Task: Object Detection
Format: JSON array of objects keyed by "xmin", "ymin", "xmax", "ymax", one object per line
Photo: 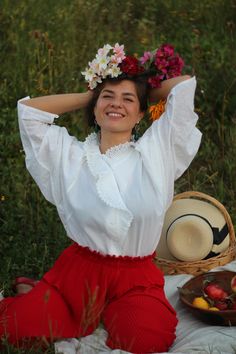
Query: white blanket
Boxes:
[{"xmin": 55, "ymin": 260, "xmax": 236, "ymax": 354}]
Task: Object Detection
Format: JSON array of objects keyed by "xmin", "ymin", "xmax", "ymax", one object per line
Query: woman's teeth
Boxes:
[{"xmin": 108, "ymin": 112, "xmax": 124, "ymax": 117}]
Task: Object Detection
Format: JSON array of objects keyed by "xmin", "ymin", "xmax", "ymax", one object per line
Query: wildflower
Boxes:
[
  {"xmin": 139, "ymin": 51, "xmax": 152, "ymax": 65},
  {"xmin": 113, "ymin": 43, "xmax": 126, "ymax": 63},
  {"xmin": 97, "ymin": 44, "xmax": 112, "ymax": 57},
  {"xmin": 120, "ymin": 56, "xmax": 144, "ymax": 75},
  {"xmin": 97, "ymin": 56, "xmax": 109, "ymax": 71},
  {"xmin": 81, "ymin": 67, "xmax": 96, "ymax": 82},
  {"xmin": 107, "ymin": 65, "xmax": 122, "ymax": 78},
  {"xmin": 81, "ymin": 42, "xmax": 184, "ymax": 90},
  {"xmin": 148, "ymin": 76, "xmax": 162, "ymax": 88},
  {"xmin": 149, "ymin": 99, "xmax": 166, "ymax": 121}
]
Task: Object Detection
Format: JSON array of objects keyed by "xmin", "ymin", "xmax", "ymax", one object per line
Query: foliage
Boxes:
[{"xmin": 0, "ymin": 0, "xmax": 236, "ymax": 351}]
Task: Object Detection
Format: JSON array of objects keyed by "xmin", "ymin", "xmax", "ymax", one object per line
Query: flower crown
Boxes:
[{"xmin": 81, "ymin": 43, "xmax": 184, "ymax": 90}]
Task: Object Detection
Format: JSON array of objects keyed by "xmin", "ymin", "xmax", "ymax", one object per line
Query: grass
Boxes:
[{"xmin": 0, "ymin": 0, "xmax": 236, "ymax": 352}]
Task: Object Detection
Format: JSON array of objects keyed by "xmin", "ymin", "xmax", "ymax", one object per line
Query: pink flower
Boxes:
[
  {"xmin": 113, "ymin": 43, "xmax": 126, "ymax": 63},
  {"xmin": 167, "ymin": 55, "xmax": 184, "ymax": 78},
  {"xmin": 154, "ymin": 57, "xmax": 169, "ymax": 72},
  {"xmin": 160, "ymin": 43, "xmax": 175, "ymax": 57},
  {"xmin": 82, "ymin": 42, "xmax": 185, "ymax": 91},
  {"xmin": 148, "ymin": 76, "xmax": 162, "ymax": 88},
  {"xmin": 139, "ymin": 51, "xmax": 152, "ymax": 65}
]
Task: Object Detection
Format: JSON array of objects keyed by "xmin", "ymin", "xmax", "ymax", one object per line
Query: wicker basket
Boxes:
[{"xmin": 154, "ymin": 191, "xmax": 236, "ymax": 276}]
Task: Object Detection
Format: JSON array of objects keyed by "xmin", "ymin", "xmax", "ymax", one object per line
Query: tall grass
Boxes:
[{"xmin": 0, "ymin": 0, "xmax": 236, "ymax": 351}]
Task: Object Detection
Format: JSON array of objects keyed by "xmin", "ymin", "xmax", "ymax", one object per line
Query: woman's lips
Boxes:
[{"xmin": 107, "ymin": 112, "xmax": 125, "ymax": 119}]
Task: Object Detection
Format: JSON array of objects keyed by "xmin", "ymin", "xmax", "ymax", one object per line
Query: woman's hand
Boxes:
[{"xmin": 149, "ymin": 75, "xmax": 191, "ymax": 102}]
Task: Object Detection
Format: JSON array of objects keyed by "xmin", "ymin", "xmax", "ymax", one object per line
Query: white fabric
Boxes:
[
  {"xmin": 55, "ymin": 260, "xmax": 236, "ymax": 354},
  {"xmin": 18, "ymin": 77, "xmax": 201, "ymax": 257}
]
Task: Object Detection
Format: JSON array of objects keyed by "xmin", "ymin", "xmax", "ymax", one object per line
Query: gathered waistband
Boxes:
[{"xmin": 72, "ymin": 242, "xmax": 156, "ymax": 266}]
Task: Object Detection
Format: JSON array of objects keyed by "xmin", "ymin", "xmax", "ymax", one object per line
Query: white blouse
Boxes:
[{"xmin": 18, "ymin": 77, "xmax": 202, "ymax": 257}]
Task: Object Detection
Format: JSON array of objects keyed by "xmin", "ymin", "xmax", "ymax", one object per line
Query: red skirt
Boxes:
[{"xmin": 0, "ymin": 243, "xmax": 177, "ymax": 353}]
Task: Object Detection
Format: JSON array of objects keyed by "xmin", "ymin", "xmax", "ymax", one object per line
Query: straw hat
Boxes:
[{"xmin": 157, "ymin": 193, "xmax": 230, "ymax": 262}]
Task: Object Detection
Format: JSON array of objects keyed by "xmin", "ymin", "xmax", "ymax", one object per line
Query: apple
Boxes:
[
  {"xmin": 204, "ymin": 283, "xmax": 228, "ymax": 301},
  {"xmin": 231, "ymin": 275, "xmax": 236, "ymax": 293}
]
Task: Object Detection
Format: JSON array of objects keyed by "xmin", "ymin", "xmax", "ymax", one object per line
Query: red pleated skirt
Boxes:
[{"xmin": 0, "ymin": 243, "xmax": 177, "ymax": 353}]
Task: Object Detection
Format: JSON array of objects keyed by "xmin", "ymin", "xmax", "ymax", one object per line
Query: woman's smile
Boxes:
[{"xmin": 106, "ymin": 111, "xmax": 125, "ymax": 119}]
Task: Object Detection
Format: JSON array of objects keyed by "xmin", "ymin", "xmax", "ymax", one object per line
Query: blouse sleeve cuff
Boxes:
[
  {"xmin": 17, "ymin": 96, "xmax": 59, "ymax": 124},
  {"xmin": 168, "ymin": 76, "xmax": 196, "ymax": 105},
  {"xmin": 162, "ymin": 76, "xmax": 199, "ymax": 141}
]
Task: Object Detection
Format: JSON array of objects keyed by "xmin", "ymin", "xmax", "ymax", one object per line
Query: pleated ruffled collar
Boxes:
[{"xmin": 83, "ymin": 132, "xmax": 134, "ymax": 241}]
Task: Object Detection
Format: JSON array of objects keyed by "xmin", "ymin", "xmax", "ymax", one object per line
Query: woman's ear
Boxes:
[
  {"xmin": 94, "ymin": 104, "xmax": 97, "ymax": 117},
  {"xmin": 138, "ymin": 111, "xmax": 145, "ymax": 121}
]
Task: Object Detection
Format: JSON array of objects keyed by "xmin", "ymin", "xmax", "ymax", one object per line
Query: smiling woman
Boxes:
[
  {"xmin": 0, "ymin": 43, "xmax": 201, "ymax": 353},
  {"xmin": 85, "ymin": 74, "xmax": 149, "ymax": 127},
  {"xmin": 93, "ymin": 80, "xmax": 146, "ymax": 153}
]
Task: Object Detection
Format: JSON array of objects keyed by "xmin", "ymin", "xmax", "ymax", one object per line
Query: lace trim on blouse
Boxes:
[
  {"xmin": 83, "ymin": 133, "xmax": 134, "ymax": 241},
  {"xmin": 84, "ymin": 132, "xmax": 135, "ymax": 159},
  {"xmin": 105, "ymin": 141, "xmax": 135, "ymax": 158}
]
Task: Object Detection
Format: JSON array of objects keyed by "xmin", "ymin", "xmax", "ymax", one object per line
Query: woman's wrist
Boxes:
[
  {"xmin": 80, "ymin": 90, "xmax": 93, "ymax": 109},
  {"xmin": 149, "ymin": 75, "xmax": 191, "ymax": 102}
]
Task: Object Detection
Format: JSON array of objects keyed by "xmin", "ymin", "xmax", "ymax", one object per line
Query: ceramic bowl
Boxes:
[{"xmin": 179, "ymin": 270, "xmax": 236, "ymax": 326}]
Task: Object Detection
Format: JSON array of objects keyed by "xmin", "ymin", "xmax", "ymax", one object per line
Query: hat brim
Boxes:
[{"xmin": 157, "ymin": 197, "xmax": 229, "ymax": 261}]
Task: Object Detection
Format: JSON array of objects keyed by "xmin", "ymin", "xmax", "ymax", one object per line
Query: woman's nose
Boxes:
[{"xmin": 110, "ymin": 99, "xmax": 122, "ymax": 108}]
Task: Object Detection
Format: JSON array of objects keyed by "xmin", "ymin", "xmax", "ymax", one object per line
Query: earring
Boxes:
[
  {"xmin": 132, "ymin": 121, "xmax": 140, "ymax": 141},
  {"xmin": 94, "ymin": 119, "xmax": 100, "ymax": 133}
]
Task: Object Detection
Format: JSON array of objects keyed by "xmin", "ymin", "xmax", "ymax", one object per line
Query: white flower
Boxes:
[
  {"xmin": 81, "ymin": 67, "xmax": 95, "ymax": 82},
  {"xmin": 107, "ymin": 65, "xmax": 121, "ymax": 78},
  {"xmin": 89, "ymin": 76, "xmax": 102, "ymax": 89},
  {"xmin": 89, "ymin": 59, "xmax": 100, "ymax": 72},
  {"xmin": 97, "ymin": 44, "xmax": 112, "ymax": 57},
  {"xmin": 82, "ymin": 43, "xmax": 126, "ymax": 89},
  {"xmin": 96, "ymin": 55, "xmax": 109, "ymax": 71}
]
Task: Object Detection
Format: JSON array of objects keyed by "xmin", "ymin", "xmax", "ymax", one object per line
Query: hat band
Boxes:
[
  {"xmin": 166, "ymin": 213, "xmax": 228, "ymax": 245},
  {"xmin": 212, "ymin": 222, "xmax": 228, "ymax": 244}
]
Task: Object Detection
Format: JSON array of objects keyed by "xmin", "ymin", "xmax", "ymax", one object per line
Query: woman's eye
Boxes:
[{"xmin": 102, "ymin": 95, "xmax": 112, "ymax": 99}]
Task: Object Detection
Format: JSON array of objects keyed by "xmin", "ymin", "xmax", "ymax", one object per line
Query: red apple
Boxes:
[
  {"xmin": 204, "ymin": 283, "xmax": 228, "ymax": 301},
  {"xmin": 231, "ymin": 275, "xmax": 236, "ymax": 293}
]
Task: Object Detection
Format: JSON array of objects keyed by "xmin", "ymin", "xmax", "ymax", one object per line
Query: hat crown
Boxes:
[{"xmin": 157, "ymin": 198, "xmax": 229, "ymax": 262}]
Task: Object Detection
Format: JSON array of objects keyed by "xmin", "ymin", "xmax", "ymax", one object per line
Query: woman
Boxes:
[{"xmin": 0, "ymin": 43, "xmax": 201, "ymax": 352}]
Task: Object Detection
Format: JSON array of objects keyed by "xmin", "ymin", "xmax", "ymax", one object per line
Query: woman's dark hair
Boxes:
[{"xmin": 85, "ymin": 75, "xmax": 150, "ymax": 128}]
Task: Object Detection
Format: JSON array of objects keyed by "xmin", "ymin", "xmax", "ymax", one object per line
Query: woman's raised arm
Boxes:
[
  {"xmin": 149, "ymin": 75, "xmax": 191, "ymax": 102},
  {"xmin": 21, "ymin": 91, "xmax": 93, "ymax": 115}
]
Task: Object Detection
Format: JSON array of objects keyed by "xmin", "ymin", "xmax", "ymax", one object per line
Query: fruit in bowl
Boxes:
[
  {"xmin": 179, "ymin": 271, "xmax": 236, "ymax": 326},
  {"xmin": 231, "ymin": 275, "xmax": 236, "ymax": 293}
]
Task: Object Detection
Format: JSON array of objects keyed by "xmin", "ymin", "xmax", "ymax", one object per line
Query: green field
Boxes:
[{"xmin": 0, "ymin": 0, "xmax": 236, "ymax": 352}]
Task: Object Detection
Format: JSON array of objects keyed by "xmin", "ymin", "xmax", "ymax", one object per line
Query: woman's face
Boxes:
[{"xmin": 94, "ymin": 80, "xmax": 144, "ymax": 137}]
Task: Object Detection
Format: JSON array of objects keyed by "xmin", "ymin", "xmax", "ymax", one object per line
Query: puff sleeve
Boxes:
[
  {"xmin": 135, "ymin": 77, "xmax": 202, "ymax": 207},
  {"xmin": 17, "ymin": 98, "xmax": 79, "ymax": 206}
]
